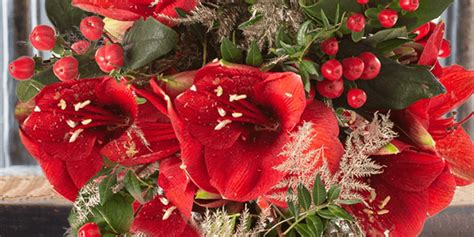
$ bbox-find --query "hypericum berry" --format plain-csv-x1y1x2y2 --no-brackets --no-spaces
342,57,365,81
71,40,91,55
95,44,124,73
378,9,398,28
346,13,366,32
399,0,420,12
357,0,369,4
321,59,343,81
78,222,101,237
80,16,105,41
413,22,431,41
321,38,339,56
358,52,381,80
347,88,367,109
29,25,56,51
316,79,344,99
439,39,451,58
53,56,79,81
9,56,35,80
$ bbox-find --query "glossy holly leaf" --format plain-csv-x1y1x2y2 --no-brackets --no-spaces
398,0,453,31
124,170,145,204
297,184,312,210
16,80,45,102
312,175,327,205
246,41,263,66
221,38,244,63
95,194,134,234
327,205,354,221
338,40,445,109
46,0,90,34
123,18,178,70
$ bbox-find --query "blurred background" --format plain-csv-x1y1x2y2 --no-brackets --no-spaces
0,0,472,236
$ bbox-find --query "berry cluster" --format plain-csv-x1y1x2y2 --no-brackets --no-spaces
348,0,420,32
9,16,124,82
316,38,382,109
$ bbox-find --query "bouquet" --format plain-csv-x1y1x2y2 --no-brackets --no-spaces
8,0,473,236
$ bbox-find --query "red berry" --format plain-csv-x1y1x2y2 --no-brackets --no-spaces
95,44,124,73
413,23,431,41
347,13,366,32
316,79,344,99
342,57,365,81
438,39,451,58
71,40,91,55
399,0,419,12
53,56,79,81
357,0,369,4
358,52,381,80
321,38,339,56
321,59,343,81
80,16,105,41
9,56,35,80
378,9,398,28
29,25,56,51
78,222,101,237
347,88,367,109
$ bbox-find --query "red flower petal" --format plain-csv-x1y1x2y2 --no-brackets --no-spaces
418,22,445,67
158,157,197,217
374,151,445,192
427,166,456,216
435,126,474,181
131,196,198,237
72,0,155,21
65,152,103,188
153,0,198,26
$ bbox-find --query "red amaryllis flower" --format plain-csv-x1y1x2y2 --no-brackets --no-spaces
72,0,198,26
131,195,200,237
393,65,474,183
349,147,456,237
167,61,307,201
265,101,344,207
20,77,137,201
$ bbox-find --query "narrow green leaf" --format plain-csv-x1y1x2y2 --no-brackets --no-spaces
238,13,263,29
124,170,145,203
327,185,341,201
312,175,327,205
320,9,330,28
295,223,314,237
246,41,263,66
306,214,324,237
365,27,408,47
287,189,300,218
328,205,354,221
317,208,336,219
337,199,363,205
297,21,312,46
351,29,365,42
220,38,243,63
123,18,178,70
297,184,312,211
16,80,45,102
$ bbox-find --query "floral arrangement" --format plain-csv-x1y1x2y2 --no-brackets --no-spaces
8,0,473,236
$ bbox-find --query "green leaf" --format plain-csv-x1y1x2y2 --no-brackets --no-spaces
99,175,117,205
351,29,365,42
306,214,324,237
46,0,90,34
123,18,178,70
246,41,263,66
376,38,412,53
77,55,106,78
327,185,341,201
96,194,134,234
337,199,363,205
16,80,45,102
312,175,327,205
365,27,408,47
365,8,380,19
327,205,354,221
238,13,263,29
297,184,312,210
338,40,445,109
300,0,362,23
295,223,314,237
124,170,145,203
287,189,300,218
317,208,336,219
297,21,313,46
398,0,453,31
220,38,244,63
